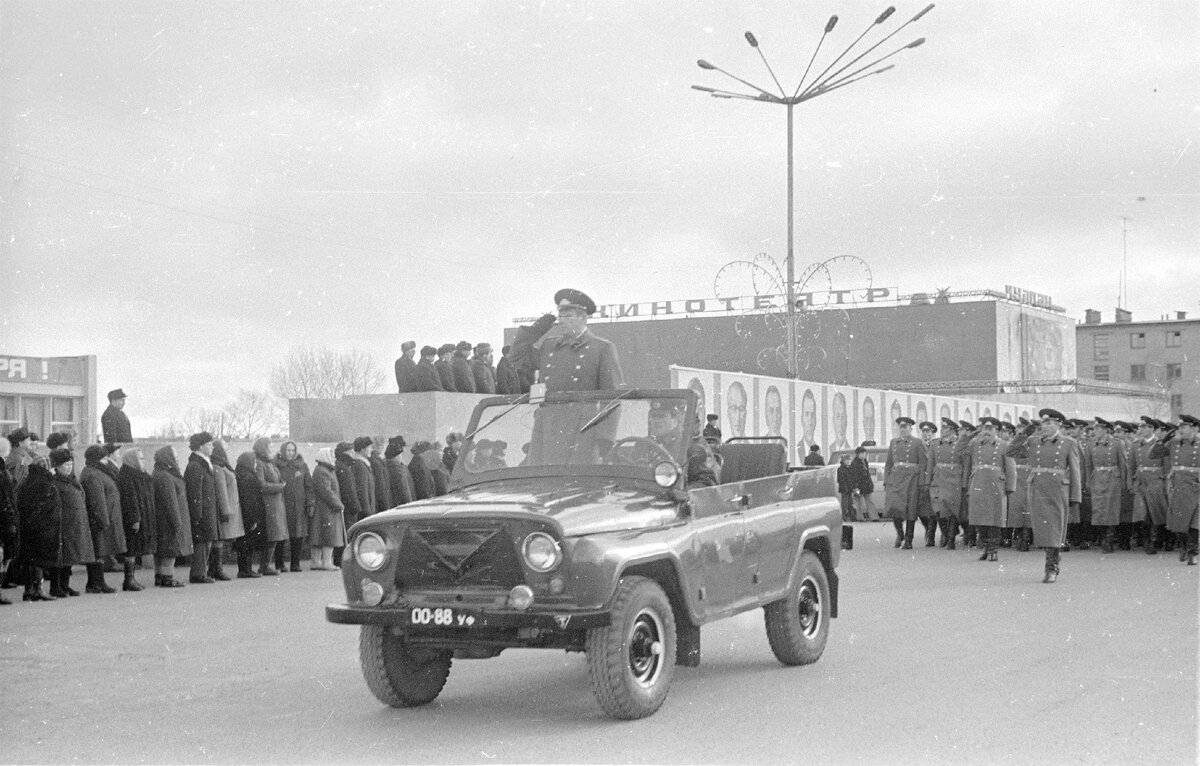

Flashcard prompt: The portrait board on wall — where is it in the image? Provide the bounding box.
[857,389,883,447]
[827,385,853,455]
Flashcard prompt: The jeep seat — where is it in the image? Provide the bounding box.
[718,443,787,484]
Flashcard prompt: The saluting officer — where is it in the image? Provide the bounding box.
[1087,418,1128,554]
[510,288,625,393]
[1150,414,1200,565]
[916,421,940,547]
[957,416,1016,562]
[1006,409,1082,583]
[926,417,966,549]
[885,416,928,550]
[1131,416,1170,554]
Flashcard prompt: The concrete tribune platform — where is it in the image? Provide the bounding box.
[289,391,490,443]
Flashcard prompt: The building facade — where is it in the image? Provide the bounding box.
[1075,309,1198,418]
[0,354,98,441]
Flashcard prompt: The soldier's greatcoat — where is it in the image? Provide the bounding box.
[926,435,965,519]
[958,432,1016,527]
[1087,436,1128,527]
[1006,430,1082,548]
[1131,437,1169,526]
[1006,452,1031,529]
[884,436,927,521]
[1151,434,1200,533]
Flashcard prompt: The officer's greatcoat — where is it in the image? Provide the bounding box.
[1151,434,1200,533]
[1006,431,1082,548]
[884,436,927,521]
[1131,437,1169,526]
[958,432,1015,527]
[510,314,624,393]
[1087,436,1127,527]
[925,435,964,519]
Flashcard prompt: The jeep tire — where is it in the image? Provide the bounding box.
[359,625,453,707]
[586,576,676,719]
[764,550,830,665]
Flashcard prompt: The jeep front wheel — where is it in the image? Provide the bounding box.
[763,550,830,665]
[585,576,676,719]
[359,625,452,707]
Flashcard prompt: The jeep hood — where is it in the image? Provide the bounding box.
[378,478,681,537]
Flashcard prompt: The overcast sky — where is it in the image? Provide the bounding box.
[1,0,1197,435]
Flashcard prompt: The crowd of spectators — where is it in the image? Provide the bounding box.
[0,426,462,604]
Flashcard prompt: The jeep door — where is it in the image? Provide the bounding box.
[686,484,747,619]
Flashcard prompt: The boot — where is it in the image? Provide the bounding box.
[1042,548,1060,583]
[946,517,957,550]
[259,545,278,576]
[978,526,992,561]
[60,567,80,597]
[274,541,286,573]
[1145,524,1159,555]
[965,525,977,549]
[122,558,144,592]
[322,547,337,570]
[1101,527,1116,554]
[1186,530,1199,566]
[209,545,231,581]
[1179,533,1189,563]
[23,566,56,601]
[236,542,260,578]
[893,520,904,548]
[1016,528,1030,552]
[290,538,304,572]
[902,520,915,550]
[923,517,936,547]
[85,563,116,594]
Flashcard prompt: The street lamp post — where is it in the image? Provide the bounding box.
[695,4,934,378]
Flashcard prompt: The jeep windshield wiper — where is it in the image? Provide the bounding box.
[579,389,635,434]
[465,393,530,441]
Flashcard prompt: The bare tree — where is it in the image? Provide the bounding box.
[222,389,286,439]
[150,407,224,440]
[270,345,385,400]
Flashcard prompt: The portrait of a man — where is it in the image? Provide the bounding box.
[687,377,707,431]
[830,392,850,452]
[890,400,903,439]
[862,395,876,445]
[939,403,952,422]
[765,385,782,437]
[915,401,928,425]
[801,388,817,453]
[726,381,747,438]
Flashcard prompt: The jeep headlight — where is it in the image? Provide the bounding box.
[654,461,680,488]
[355,532,387,571]
[522,532,562,572]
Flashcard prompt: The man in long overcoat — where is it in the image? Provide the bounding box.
[184,432,223,583]
[1005,408,1082,583]
[884,416,928,549]
[1131,417,1170,554]
[957,417,1016,561]
[394,341,418,393]
[451,341,476,393]
[100,389,133,444]
[926,418,966,549]
[1087,418,1128,553]
[1150,414,1200,564]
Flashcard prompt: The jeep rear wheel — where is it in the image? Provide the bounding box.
[359,625,452,707]
[586,576,676,719]
[764,551,829,665]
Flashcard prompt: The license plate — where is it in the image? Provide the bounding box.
[407,606,477,628]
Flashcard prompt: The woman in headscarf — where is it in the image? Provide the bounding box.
[117,447,154,590]
[150,445,188,588]
[16,455,59,601]
[210,441,244,577]
[275,441,313,572]
[253,438,287,576]
[50,448,94,597]
[308,447,345,570]
[234,451,265,577]
[80,444,126,593]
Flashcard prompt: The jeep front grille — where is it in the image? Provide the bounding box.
[395,524,524,589]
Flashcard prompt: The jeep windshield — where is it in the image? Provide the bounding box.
[453,389,695,486]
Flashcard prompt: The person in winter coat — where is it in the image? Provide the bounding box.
[117,447,155,588]
[442,433,463,474]
[184,432,225,583]
[425,444,451,496]
[494,345,520,395]
[275,441,313,572]
[384,436,415,506]
[253,437,288,576]
[100,388,133,444]
[836,452,857,521]
[434,344,457,391]
[413,345,443,392]
[150,446,188,588]
[349,437,377,519]
[16,456,59,601]
[471,343,497,394]
[308,447,345,570]
[451,341,476,392]
[210,441,245,576]
[849,446,877,520]
[50,448,93,597]
[408,441,437,500]
[0,439,17,603]
[80,444,126,594]
[331,442,358,568]
[369,441,392,514]
[234,452,266,577]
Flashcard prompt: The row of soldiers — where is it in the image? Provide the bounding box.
[884,410,1200,583]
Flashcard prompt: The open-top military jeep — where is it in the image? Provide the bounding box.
[326,388,841,719]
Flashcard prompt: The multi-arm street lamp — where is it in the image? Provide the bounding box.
[695,4,935,378]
